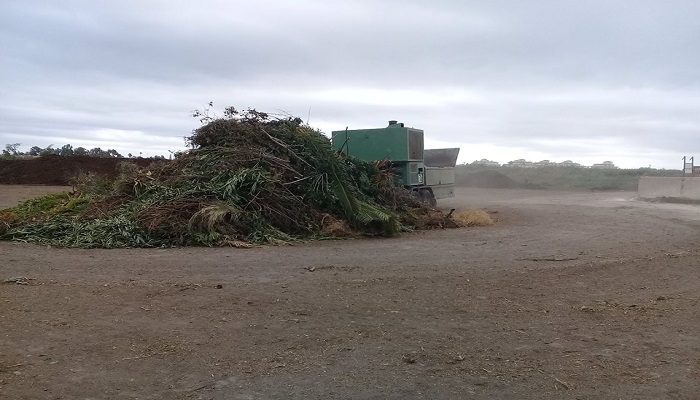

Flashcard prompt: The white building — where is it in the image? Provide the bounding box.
[506,159,535,168]
[558,160,582,167]
[591,161,617,169]
[473,159,500,166]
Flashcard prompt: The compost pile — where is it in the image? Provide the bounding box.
[0,155,155,185]
[0,109,450,248]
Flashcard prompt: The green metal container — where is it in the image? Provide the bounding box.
[332,122,426,187]
[331,122,424,162]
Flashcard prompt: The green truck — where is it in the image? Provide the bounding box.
[331,121,460,206]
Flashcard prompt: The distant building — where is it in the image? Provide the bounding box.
[506,159,535,168]
[534,160,553,167]
[473,158,500,166]
[503,158,598,168]
[558,160,582,167]
[591,161,617,169]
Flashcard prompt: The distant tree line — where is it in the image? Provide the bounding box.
[2,143,167,160]
[2,143,122,158]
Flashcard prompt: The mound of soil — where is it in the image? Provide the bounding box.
[0,156,157,185]
[643,196,700,205]
[456,169,522,189]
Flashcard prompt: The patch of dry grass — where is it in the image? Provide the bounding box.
[452,209,494,227]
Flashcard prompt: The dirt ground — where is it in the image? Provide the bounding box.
[0,185,71,209]
[1,185,699,399]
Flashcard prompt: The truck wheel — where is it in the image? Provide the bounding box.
[410,190,421,201]
[420,189,437,207]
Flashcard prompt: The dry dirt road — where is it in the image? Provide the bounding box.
[1,186,699,399]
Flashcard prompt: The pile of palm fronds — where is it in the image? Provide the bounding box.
[0,108,444,248]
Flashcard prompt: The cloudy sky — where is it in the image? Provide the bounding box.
[1,0,699,168]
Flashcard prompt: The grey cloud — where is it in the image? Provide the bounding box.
[1,0,699,168]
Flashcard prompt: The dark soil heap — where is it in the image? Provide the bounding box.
[456,169,522,189]
[0,155,154,185]
[0,109,453,248]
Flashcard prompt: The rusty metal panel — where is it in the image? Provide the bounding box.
[424,148,460,168]
[407,129,424,160]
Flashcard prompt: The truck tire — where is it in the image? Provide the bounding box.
[420,189,437,207]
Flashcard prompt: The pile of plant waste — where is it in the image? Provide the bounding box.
[0,108,457,248]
